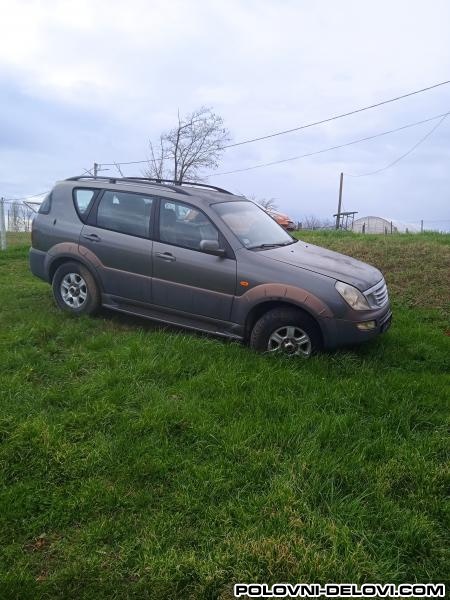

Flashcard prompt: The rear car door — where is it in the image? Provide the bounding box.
[152,199,236,321]
[78,189,155,304]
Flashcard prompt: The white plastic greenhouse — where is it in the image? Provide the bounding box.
[352,216,419,234]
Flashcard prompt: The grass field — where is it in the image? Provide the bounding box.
[0,231,449,599]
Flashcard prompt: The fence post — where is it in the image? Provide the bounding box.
[0,198,7,250]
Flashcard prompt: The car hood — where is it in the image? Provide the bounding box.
[261,241,382,291]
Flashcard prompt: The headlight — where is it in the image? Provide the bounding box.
[335,281,370,310]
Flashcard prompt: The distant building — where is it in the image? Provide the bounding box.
[352,216,419,234]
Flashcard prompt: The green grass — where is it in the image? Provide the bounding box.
[5,231,31,247]
[0,233,449,598]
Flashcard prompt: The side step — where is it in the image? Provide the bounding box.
[102,299,243,341]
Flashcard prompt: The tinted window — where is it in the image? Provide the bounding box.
[38,192,52,214]
[74,189,95,216]
[213,201,293,248]
[159,200,219,251]
[97,191,153,237]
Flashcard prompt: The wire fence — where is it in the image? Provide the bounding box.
[1,199,36,232]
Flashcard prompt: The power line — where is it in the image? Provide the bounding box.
[3,191,48,201]
[5,107,450,202]
[207,110,450,177]
[420,219,450,223]
[223,80,450,148]
[98,80,450,167]
[4,168,98,201]
[100,157,149,167]
[345,113,449,177]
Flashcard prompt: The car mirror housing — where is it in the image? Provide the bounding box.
[199,239,226,256]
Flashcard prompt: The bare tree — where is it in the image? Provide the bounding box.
[144,107,230,182]
[146,138,166,180]
[302,215,334,230]
[8,202,21,232]
[8,201,34,232]
[247,195,279,211]
[113,162,124,177]
[258,197,278,212]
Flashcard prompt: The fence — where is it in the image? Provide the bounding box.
[0,199,36,250]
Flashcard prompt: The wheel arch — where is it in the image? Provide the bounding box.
[244,299,324,345]
[47,253,102,292]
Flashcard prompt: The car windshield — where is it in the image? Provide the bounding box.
[213,201,295,249]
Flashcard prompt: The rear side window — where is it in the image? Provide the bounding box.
[38,192,52,214]
[74,189,95,219]
[96,191,154,237]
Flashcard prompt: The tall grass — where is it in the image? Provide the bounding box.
[0,233,448,598]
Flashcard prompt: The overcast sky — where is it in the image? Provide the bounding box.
[1,0,449,229]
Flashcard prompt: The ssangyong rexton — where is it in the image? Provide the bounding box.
[29,176,392,357]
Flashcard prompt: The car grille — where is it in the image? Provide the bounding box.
[365,279,389,308]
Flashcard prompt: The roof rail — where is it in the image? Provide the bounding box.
[65,175,232,195]
[65,175,189,195]
[125,177,233,195]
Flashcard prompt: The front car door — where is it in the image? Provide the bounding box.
[78,188,155,304]
[152,198,236,321]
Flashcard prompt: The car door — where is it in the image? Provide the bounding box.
[152,198,236,321]
[78,189,155,304]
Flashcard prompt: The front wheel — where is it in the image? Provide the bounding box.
[250,307,322,358]
[52,261,100,315]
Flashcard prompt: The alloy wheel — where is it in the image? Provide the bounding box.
[60,272,88,309]
[267,325,312,357]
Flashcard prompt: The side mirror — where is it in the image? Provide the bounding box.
[199,239,226,257]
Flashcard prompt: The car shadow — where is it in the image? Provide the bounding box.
[95,307,241,345]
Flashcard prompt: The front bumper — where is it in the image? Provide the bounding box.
[320,304,392,349]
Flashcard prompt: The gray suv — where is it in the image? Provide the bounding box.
[30,176,392,357]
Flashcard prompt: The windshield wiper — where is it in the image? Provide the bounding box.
[248,242,291,250]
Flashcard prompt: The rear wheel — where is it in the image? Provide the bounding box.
[250,307,322,358]
[52,261,100,315]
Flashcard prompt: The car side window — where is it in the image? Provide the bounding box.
[38,192,52,214]
[96,191,153,238]
[159,200,219,251]
[74,189,96,218]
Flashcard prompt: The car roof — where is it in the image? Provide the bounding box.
[57,176,246,206]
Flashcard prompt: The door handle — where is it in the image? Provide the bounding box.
[82,233,101,242]
[155,251,176,262]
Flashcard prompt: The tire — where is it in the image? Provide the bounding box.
[52,261,100,315]
[250,307,322,358]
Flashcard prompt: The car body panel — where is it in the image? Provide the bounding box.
[151,240,236,321]
[80,224,153,303]
[259,241,382,291]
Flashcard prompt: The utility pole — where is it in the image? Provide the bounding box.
[421,219,424,233]
[335,172,343,229]
[93,162,98,178]
[0,198,7,251]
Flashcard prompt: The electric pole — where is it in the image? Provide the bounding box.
[93,162,98,178]
[335,172,344,230]
[0,198,7,250]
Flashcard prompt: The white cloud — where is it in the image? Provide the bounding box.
[0,0,449,223]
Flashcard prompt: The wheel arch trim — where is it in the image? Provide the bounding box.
[46,243,103,290]
[233,283,333,340]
